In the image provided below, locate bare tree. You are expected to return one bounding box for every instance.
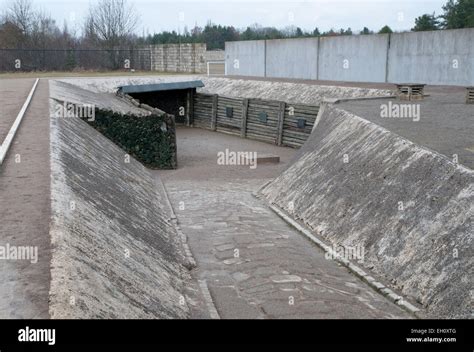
[86,0,140,49]
[4,0,34,35]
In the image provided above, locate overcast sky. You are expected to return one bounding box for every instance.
[23,0,446,35]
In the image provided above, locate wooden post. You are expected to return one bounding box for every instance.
[241,98,249,138]
[211,94,218,131]
[276,101,286,146]
[466,87,474,104]
[186,89,195,126]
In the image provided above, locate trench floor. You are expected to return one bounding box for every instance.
[156,127,412,319]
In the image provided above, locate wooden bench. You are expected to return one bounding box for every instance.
[244,153,280,165]
[395,84,426,101]
[466,87,474,104]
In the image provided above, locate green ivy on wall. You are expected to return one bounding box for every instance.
[82,108,177,169]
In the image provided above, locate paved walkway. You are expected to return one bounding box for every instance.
[0,79,51,318]
[159,127,412,319]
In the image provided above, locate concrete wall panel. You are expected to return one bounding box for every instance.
[225,29,474,86]
[225,40,265,76]
[318,34,389,83]
[265,38,319,79]
[388,29,474,86]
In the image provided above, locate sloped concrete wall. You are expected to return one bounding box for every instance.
[225,40,266,77]
[199,78,392,105]
[266,38,319,80]
[387,29,474,86]
[48,97,190,318]
[259,106,473,318]
[50,80,146,115]
[57,76,393,106]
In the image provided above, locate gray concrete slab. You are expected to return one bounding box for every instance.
[259,106,473,318]
[47,80,193,319]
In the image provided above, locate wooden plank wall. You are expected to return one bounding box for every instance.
[246,99,280,144]
[282,103,319,147]
[216,95,243,135]
[193,93,319,148]
[193,93,213,129]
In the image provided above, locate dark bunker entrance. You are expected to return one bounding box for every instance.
[118,80,204,124]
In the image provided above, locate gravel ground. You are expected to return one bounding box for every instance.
[338,89,474,169]
[158,126,296,182]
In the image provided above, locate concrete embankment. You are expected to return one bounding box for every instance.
[259,106,473,319]
[50,80,147,115]
[48,82,190,318]
[198,77,392,104]
[57,76,392,105]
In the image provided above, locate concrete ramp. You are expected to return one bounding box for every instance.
[259,106,473,318]
[50,80,146,115]
[48,99,190,318]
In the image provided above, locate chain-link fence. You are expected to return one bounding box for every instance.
[0,48,151,72]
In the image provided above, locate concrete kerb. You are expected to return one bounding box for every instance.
[159,181,196,269]
[198,280,221,319]
[159,181,221,319]
[252,190,422,318]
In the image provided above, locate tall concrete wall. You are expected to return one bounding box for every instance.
[148,44,227,73]
[259,105,473,318]
[318,34,389,83]
[266,38,319,80]
[387,29,474,86]
[225,28,474,86]
[225,40,266,77]
[205,50,225,62]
